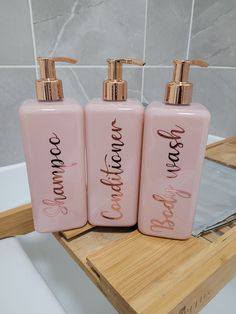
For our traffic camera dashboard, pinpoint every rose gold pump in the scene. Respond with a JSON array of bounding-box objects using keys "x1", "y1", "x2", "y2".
[
  {"x1": 165, "y1": 59, "x2": 208, "y2": 105},
  {"x1": 103, "y1": 58, "x2": 145, "y2": 101},
  {"x1": 36, "y1": 57, "x2": 77, "y2": 101}
]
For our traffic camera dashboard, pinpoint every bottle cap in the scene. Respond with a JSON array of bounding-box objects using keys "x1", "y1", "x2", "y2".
[
  {"x1": 103, "y1": 58, "x2": 145, "y2": 101},
  {"x1": 165, "y1": 59, "x2": 208, "y2": 105},
  {"x1": 36, "y1": 57, "x2": 77, "y2": 101}
]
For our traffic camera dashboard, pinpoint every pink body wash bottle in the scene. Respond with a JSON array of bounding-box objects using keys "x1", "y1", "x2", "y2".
[
  {"x1": 86, "y1": 58, "x2": 145, "y2": 226},
  {"x1": 138, "y1": 59, "x2": 211, "y2": 239},
  {"x1": 19, "y1": 57, "x2": 87, "y2": 232}
]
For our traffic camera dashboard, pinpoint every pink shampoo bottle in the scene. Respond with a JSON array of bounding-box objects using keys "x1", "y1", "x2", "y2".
[
  {"x1": 19, "y1": 57, "x2": 87, "y2": 232},
  {"x1": 138, "y1": 59, "x2": 211, "y2": 239},
  {"x1": 86, "y1": 58, "x2": 145, "y2": 226}
]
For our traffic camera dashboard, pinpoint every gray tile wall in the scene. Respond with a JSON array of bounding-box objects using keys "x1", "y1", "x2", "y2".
[{"x1": 0, "y1": 0, "x2": 236, "y2": 166}]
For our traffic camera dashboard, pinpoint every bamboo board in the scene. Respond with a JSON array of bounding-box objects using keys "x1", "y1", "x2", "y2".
[
  {"x1": 205, "y1": 135, "x2": 236, "y2": 168},
  {"x1": 55, "y1": 221, "x2": 236, "y2": 314},
  {"x1": 0, "y1": 203, "x2": 33, "y2": 239},
  {"x1": 61, "y1": 223, "x2": 94, "y2": 240},
  {"x1": 55, "y1": 136, "x2": 236, "y2": 313}
]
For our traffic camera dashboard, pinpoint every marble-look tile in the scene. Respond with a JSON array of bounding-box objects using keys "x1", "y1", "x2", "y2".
[
  {"x1": 190, "y1": 0, "x2": 236, "y2": 66},
  {"x1": 57, "y1": 66, "x2": 143, "y2": 105},
  {"x1": 143, "y1": 67, "x2": 236, "y2": 137},
  {"x1": 191, "y1": 68, "x2": 236, "y2": 137},
  {"x1": 56, "y1": 67, "x2": 93, "y2": 105},
  {"x1": 0, "y1": 0, "x2": 34, "y2": 65},
  {"x1": 32, "y1": 0, "x2": 146, "y2": 64},
  {"x1": 142, "y1": 67, "x2": 172, "y2": 104},
  {"x1": 0, "y1": 69, "x2": 35, "y2": 166},
  {"x1": 145, "y1": 0, "x2": 192, "y2": 65}
]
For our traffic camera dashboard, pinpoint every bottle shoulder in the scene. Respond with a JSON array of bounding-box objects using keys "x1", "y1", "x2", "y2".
[
  {"x1": 85, "y1": 98, "x2": 144, "y2": 112},
  {"x1": 20, "y1": 98, "x2": 83, "y2": 114},
  {"x1": 146, "y1": 101, "x2": 210, "y2": 118}
]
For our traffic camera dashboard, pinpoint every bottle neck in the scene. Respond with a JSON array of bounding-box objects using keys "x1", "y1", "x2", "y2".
[
  {"x1": 36, "y1": 79, "x2": 63, "y2": 101},
  {"x1": 165, "y1": 82, "x2": 192, "y2": 105},
  {"x1": 103, "y1": 80, "x2": 127, "y2": 101}
]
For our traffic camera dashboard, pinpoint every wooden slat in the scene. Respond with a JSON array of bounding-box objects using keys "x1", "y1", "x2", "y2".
[
  {"x1": 0, "y1": 203, "x2": 34, "y2": 239},
  {"x1": 205, "y1": 136, "x2": 236, "y2": 168},
  {"x1": 60, "y1": 223, "x2": 94, "y2": 240},
  {"x1": 55, "y1": 226, "x2": 137, "y2": 284},
  {"x1": 86, "y1": 227, "x2": 236, "y2": 314},
  {"x1": 86, "y1": 231, "x2": 207, "y2": 313}
]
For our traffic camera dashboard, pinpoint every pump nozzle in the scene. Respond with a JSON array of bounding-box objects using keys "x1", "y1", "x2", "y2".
[
  {"x1": 103, "y1": 58, "x2": 145, "y2": 101},
  {"x1": 165, "y1": 59, "x2": 208, "y2": 105},
  {"x1": 36, "y1": 56, "x2": 77, "y2": 101}
]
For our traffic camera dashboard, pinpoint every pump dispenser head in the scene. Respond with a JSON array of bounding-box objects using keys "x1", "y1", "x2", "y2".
[
  {"x1": 103, "y1": 58, "x2": 145, "y2": 101},
  {"x1": 36, "y1": 57, "x2": 77, "y2": 101},
  {"x1": 165, "y1": 59, "x2": 208, "y2": 105}
]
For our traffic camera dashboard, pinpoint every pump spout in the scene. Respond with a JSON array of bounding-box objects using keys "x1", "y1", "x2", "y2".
[
  {"x1": 165, "y1": 59, "x2": 208, "y2": 105},
  {"x1": 36, "y1": 56, "x2": 77, "y2": 101},
  {"x1": 103, "y1": 58, "x2": 145, "y2": 101}
]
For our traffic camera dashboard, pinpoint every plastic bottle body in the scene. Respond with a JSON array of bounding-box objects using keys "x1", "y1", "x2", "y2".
[
  {"x1": 19, "y1": 98, "x2": 87, "y2": 232},
  {"x1": 138, "y1": 101, "x2": 210, "y2": 239},
  {"x1": 85, "y1": 98, "x2": 144, "y2": 226}
]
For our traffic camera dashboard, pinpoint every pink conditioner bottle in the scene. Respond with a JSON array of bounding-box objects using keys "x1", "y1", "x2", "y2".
[
  {"x1": 19, "y1": 57, "x2": 87, "y2": 232},
  {"x1": 86, "y1": 58, "x2": 145, "y2": 226},
  {"x1": 138, "y1": 59, "x2": 211, "y2": 239}
]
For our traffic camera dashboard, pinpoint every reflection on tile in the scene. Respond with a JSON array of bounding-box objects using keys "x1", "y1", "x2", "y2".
[
  {"x1": 145, "y1": 0, "x2": 192, "y2": 65},
  {"x1": 143, "y1": 67, "x2": 172, "y2": 103},
  {"x1": 0, "y1": 69, "x2": 35, "y2": 166},
  {"x1": 190, "y1": 0, "x2": 236, "y2": 66},
  {"x1": 57, "y1": 67, "x2": 91, "y2": 105},
  {"x1": 0, "y1": 0, "x2": 34, "y2": 65},
  {"x1": 143, "y1": 67, "x2": 236, "y2": 137},
  {"x1": 32, "y1": 0, "x2": 146, "y2": 64},
  {"x1": 58, "y1": 66, "x2": 143, "y2": 105},
  {"x1": 192, "y1": 68, "x2": 236, "y2": 137}
]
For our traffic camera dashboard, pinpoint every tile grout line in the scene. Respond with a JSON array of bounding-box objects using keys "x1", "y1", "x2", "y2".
[
  {"x1": 141, "y1": 0, "x2": 148, "y2": 103},
  {"x1": 186, "y1": 0, "x2": 195, "y2": 59},
  {"x1": 0, "y1": 65, "x2": 235, "y2": 70},
  {"x1": 70, "y1": 68, "x2": 89, "y2": 102},
  {"x1": 144, "y1": 65, "x2": 172, "y2": 69},
  {"x1": 0, "y1": 65, "x2": 36, "y2": 69},
  {"x1": 55, "y1": 65, "x2": 107, "y2": 68},
  {"x1": 194, "y1": 66, "x2": 236, "y2": 70},
  {"x1": 28, "y1": 0, "x2": 38, "y2": 78}
]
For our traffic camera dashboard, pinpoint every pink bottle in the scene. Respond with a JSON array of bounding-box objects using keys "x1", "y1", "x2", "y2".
[
  {"x1": 138, "y1": 59, "x2": 211, "y2": 239},
  {"x1": 86, "y1": 58, "x2": 145, "y2": 226},
  {"x1": 19, "y1": 57, "x2": 87, "y2": 232}
]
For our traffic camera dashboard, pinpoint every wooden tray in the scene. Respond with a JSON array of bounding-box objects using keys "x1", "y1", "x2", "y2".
[{"x1": 1, "y1": 137, "x2": 236, "y2": 313}]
